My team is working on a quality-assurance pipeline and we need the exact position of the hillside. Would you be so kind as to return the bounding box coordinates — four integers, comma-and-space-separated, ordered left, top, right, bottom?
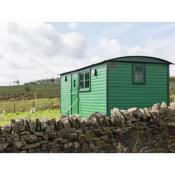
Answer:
0, 83, 60, 101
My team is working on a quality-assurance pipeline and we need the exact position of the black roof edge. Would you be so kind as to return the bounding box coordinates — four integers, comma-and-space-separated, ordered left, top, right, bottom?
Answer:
60, 55, 173, 75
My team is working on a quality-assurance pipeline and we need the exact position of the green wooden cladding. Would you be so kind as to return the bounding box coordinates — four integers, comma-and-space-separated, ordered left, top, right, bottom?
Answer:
60, 74, 71, 115
60, 56, 170, 117
78, 65, 107, 116
107, 62, 168, 115
61, 64, 107, 117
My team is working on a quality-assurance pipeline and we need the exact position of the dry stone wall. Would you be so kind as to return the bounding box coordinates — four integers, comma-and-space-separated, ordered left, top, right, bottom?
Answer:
1, 102, 175, 153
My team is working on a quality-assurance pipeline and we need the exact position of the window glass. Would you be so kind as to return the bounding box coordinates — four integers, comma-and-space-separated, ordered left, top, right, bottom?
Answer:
133, 65, 145, 83
85, 72, 89, 80
79, 81, 84, 89
79, 70, 90, 90
79, 73, 84, 81
85, 80, 89, 88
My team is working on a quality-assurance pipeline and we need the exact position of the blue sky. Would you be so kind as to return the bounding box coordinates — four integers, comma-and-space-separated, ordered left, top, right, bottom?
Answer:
50, 22, 155, 56
0, 22, 175, 85
50, 22, 175, 62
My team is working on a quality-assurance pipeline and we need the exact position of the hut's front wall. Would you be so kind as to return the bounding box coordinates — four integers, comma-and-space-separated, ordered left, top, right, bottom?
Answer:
78, 63, 107, 117
107, 61, 168, 114
61, 63, 107, 116
60, 73, 71, 115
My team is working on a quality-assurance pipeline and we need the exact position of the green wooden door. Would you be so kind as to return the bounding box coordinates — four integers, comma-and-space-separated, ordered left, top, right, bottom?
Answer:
71, 73, 79, 115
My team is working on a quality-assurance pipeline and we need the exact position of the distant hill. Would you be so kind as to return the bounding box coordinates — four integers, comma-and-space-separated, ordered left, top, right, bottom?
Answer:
0, 78, 60, 101
24, 78, 60, 85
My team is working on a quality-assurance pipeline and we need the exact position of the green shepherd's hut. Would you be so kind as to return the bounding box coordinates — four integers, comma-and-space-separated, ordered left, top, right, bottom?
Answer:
60, 56, 172, 117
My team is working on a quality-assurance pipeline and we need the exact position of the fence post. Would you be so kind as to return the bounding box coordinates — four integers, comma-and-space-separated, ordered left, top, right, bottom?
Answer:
14, 103, 16, 113
52, 101, 54, 110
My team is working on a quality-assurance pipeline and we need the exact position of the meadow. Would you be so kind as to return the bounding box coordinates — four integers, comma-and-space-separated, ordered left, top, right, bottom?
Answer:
0, 109, 60, 126
0, 83, 59, 100
0, 97, 60, 126
0, 98, 59, 113
0, 82, 61, 126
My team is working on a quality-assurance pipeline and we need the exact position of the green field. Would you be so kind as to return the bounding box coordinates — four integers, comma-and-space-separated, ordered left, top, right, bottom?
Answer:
0, 109, 60, 126
0, 83, 60, 100
0, 97, 60, 126
0, 98, 59, 113
0, 83, 61, 126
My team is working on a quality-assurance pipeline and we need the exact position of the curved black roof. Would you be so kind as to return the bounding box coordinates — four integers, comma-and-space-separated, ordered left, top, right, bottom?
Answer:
60, 55, 173, 75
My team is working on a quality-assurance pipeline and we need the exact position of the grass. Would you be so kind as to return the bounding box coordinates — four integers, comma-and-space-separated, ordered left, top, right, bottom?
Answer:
0, 83, 60, 100
0, 97, 61, 126
0, 98, 59, 113
0, 109, 60, 127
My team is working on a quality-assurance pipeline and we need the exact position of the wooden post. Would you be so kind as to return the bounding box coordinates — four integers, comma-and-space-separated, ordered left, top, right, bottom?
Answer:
52, 101, 54, 110
34, 92, 37, 100
14, 103, 16, 113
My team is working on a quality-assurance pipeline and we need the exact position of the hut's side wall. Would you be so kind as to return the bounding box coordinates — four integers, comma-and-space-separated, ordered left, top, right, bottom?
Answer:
78, 63, 107, 117
60, 74, 71, 115
107, 61, 169, 114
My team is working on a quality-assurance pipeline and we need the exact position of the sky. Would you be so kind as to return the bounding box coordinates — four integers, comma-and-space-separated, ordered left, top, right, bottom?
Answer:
0, 22, 175, 85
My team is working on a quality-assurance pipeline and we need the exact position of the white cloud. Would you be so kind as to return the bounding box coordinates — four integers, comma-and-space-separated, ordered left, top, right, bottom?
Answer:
100, 38, 120, 51
1, 22, 175, 85
98, 35, 175, 75
0, 22, 87, 85
67, 22, 79, 29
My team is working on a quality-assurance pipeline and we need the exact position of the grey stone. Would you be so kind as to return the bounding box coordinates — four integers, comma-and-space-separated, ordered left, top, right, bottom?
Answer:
5, 133, 20, 142
169, 102, 175, 110
89, 143, 99, 152
168, 122, 175, 127
64, 142, 73, 150
144, 108, 152, 119
34, 132, 48, 140
0, 143, 9, 152
19, 131, 31, 136
88, 116, 100, 128
161, 102, 167, 109
74, 142, 80, 149
57, 120, 64, 130
152, 103, 161, 111
132, 108, 144, 120
69, 115, 81, 128
12, 133, 20, 142
61, 132, 77, 141
21, 142, 40, 150
111, 108, 125, 125
60, 128, 77, 133
39, 140, 50, 145
11, 119, 25, 133
0, 137, 6, 143
1, 126, 12, 134
21, 134, 38, 144
61, 117, 72, 128
28, 120, 36, 132
13, 141, 26, 149
35, 119, 42, 131
48, 132, 57, 139
127, 107, 142, 121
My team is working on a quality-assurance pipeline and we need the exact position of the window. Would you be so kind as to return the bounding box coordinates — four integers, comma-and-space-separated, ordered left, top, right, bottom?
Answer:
79, 70, 90, 91
94, 69, 97, 76
65, 76, 67, 82
133, 64, 145, 84
73, 80, 76, 87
